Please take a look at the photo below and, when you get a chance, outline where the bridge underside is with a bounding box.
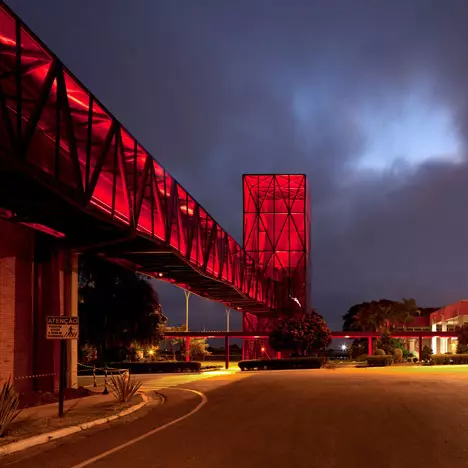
[0,165,271,313]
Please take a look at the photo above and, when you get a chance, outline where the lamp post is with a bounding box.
[225,306,230,332]
[184,289,191,332]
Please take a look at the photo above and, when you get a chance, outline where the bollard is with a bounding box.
[103,367,109,395]
[93,365,97,388]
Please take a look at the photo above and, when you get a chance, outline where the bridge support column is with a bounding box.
[0,221,78,393]
[185,338,190,362]
[63,251,78,389]
[368,337,373,356]
[225,335,230,369]
[34,240,78,392]
[0,220,35,393]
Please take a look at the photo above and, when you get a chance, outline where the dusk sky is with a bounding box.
[9,0,468,331]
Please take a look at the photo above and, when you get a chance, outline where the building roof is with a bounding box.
[430,300,468,323]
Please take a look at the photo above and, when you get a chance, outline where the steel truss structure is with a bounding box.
[242,174,310,359]
[0,3,288,314]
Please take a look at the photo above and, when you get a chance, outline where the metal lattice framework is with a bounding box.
[242,174,310,358]
[0,2,287,314]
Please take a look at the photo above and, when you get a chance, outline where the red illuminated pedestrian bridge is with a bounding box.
[0,3,309,390]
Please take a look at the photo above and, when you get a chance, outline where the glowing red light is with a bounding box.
[22,223,65,238]
[180,204,194,216]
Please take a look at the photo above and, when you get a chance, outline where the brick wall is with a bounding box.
[0,219,34,392]
[1,221,78,393]
[0,255,15,382]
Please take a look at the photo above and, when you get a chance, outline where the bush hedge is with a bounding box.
[238,357,326,371]
[430,354,468,365]
[109,361,201,374]
[367,355,393,367]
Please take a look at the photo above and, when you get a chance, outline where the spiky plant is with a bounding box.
[108,373,142,403]
[0,379,21,437]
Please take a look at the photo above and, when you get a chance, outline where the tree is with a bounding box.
[392,298,419,330]
[269,310,331,356]
[158,325,211,360]
[188,338,211,360]
[159,324,186,360]
[456,324,468,354]
[376,332,404,355]
[345,298,421,333]
[78,255,167,362]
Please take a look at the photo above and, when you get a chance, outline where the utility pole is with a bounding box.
[184,289,191,332]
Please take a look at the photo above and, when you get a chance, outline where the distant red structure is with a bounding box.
[242,175,310,359]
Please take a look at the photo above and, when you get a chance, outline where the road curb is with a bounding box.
[0,392,150,457]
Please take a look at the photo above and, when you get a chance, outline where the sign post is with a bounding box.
[47,316,79,418]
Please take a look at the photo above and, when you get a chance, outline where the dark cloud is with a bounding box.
[9,0,468,330]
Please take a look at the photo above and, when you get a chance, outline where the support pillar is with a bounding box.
[63,251,78,389]
[419,335,423,361]
[0,220,35,393]
[431,322,438,355]
[34,240,78,392]
[185,337,190,362]
[441,322,448,354]
[225,335,230,369]
[368,337,373,356]
[0,222,78,394]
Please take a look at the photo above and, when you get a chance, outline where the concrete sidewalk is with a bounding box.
[1,391,143,449]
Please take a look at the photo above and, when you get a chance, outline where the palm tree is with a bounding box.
[391,298,419,330]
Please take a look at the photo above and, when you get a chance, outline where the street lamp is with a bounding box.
[184,289,191,332]
[341,344,347,352]
[225,306,230,332]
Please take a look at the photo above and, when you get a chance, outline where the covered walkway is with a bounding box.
[163,330,458,368]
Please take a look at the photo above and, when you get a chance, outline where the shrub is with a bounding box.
[421,345,433,362]
[393,348,403,363]
[109,373,142,403]
[355,354,369,362]
[367,356,393,367]
[201,365,224,372]
[109,361,201,374]
[374,348,386,356]
[431,354,468,365]
[0,379,21,437]
[238,357,326,371]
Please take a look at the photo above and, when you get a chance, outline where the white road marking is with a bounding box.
[70,388,207,468]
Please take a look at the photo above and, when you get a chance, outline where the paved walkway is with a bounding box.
[2,392,136,446]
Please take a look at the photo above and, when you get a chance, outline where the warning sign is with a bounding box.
[46,316,79,340]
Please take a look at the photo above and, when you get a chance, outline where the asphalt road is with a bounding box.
[5,367,468,468]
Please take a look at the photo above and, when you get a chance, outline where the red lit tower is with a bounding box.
[242,174,310,359]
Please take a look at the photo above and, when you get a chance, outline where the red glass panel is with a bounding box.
[63,71,90,186]
[26,76,57,175]
[90,133,130,224]
[0,8,18,137]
